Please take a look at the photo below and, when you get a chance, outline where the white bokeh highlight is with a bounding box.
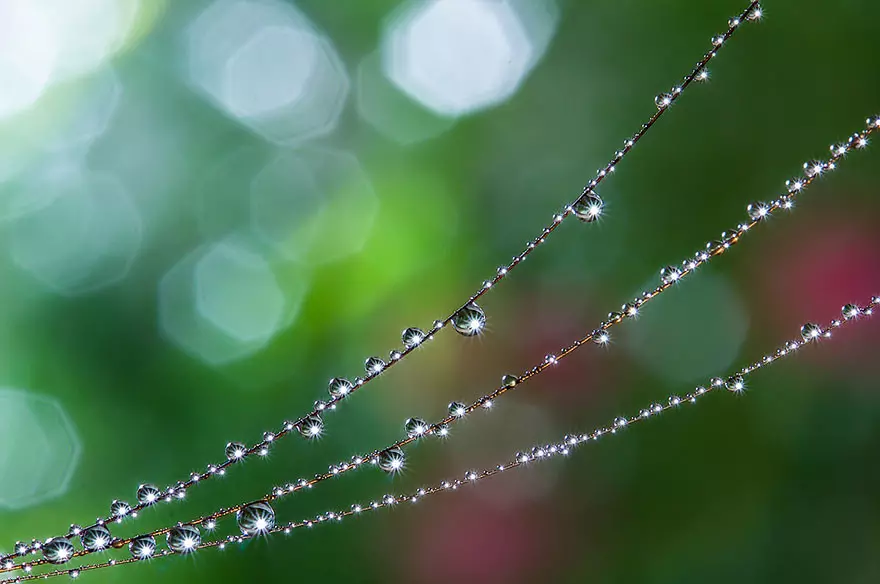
[0,2,57,119]
[250,149,379,265]
[160,240,306,366]
[0,388,81,510]
[383,0,558,117]
[9,168,143,295]
[186,0,349,144]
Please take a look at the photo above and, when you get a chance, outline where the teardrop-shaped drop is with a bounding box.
[110,500,131,518]
[377,447,406,473]
[501,375,518,388]
[136,484,161,506]
[43,537,75,564]
[573,194,603,222]
[405,418,429,438]
[129,535,156,559]
[298,414,324,439]
[328,378,353,398]
[800,323,821,341]
[167,525,200,554]
[237,501,276,536]
[401,327,425,348]
[364,356,385,375]
[655,92,673,109]
[451,303,486,337]
[225,442,246,461]
[81,525,112,551]
[448,401,467,417]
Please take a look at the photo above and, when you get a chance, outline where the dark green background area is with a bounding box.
[1,1,879,583]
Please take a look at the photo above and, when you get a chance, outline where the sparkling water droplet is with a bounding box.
[136,484,161,506]
[110,500,131,518]
[669,395,682,406]
[377,447,405,473]
[328,378,353,398]
[660,265,682,284]
[129,536,156,559]
[43,538,75,564]
[746,3,762,20]
[448,401,467,417]
[401,327,425,348]
[451,303,486,336]
[237,501,276,536]
[655,92,673,109]
[712,35,724,46]
[613,417,627,428]
[365,356,385,375]
[225,442,246,461]
[804,159,825,177]
[800,323,821,341]
[572,193,604,222]
[80,525,112,552]
[405,418,429,438]
[167,525,200,554]
[299,414,324,439]
[842,304,861,319]
[747,201,770,221]
[501,375,518,388]
[725,375,745,392]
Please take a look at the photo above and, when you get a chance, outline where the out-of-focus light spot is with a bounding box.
[47,69,123,152]
[0,388,81,510]
[0,3,57,120]
[9,168,143,295]
[356,51,455,145]
[383,0,558,117]
[622,273,748,384]
[159,240,307,366]
[250,149,379,265]
[186,0,349,144]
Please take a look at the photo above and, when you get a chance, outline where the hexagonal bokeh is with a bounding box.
[9,167,143,295]
[382,0,559,117]
[0,388,81,510]
[250,149,379,265]
[185,0,349,144]
[47,68,123,152]
[159,239,307,365]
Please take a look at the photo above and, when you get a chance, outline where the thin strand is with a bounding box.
[0,0,765,567]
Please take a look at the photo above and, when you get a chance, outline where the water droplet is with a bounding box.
[365,356,385,375]
[167,525,200,554]
[43,538,75,564]
[405,418,429,438]
[572,193,604,222]
[110,500,131,518]
[660,265,682,284]
[613,417,627,428]
[328,378,353,398]
[800,323,821,341]
[668,395,681,406]
[129,536,156,559]
[593,329,610,345]
[655,92,673,109]
[725,375,745,392]
[842,304,861,319]
[712,35,724,46]
[80,525,112,551]
[225,442,246,461]
[803,159,825,177]
[747,201,769,221]
[136,484,161,506]
[237,501,276,536]
[377,447,405,473]
[448,401,467,417]
[299,414,324,439]
[451,303,486,336]
[746,3,763,20]
[401,327,425,348]
[501,374,518,388]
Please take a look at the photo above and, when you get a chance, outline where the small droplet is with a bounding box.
[804,159,825,177]
[747,201,770,221]
[405,418,429,438]
[593,330,610,345]
[712,35,724,46]
[695,69,710,82]
[80,525,112,552]
[746,3,763,20]
[725,375,745,392]
[43,538,75,564]
[842,304,861,319]
[669,395,682,406]
[800,323,822,341]
[613,417,627,428]
[237,501,276,536]
[328,378,353,398]
[225,442,246,461]
[110,500,131,519]
[136,484,161,506]
[448,401,467,417]
[129,536,156,559]
[167,525,200,554]
[660,265,682,284]
[654,92,673,109]
[401,327,425,349]
[622,303,639,318]
[365,356,385,375]
[451,303,486,337]
[299,414,324,439]
[573,193,604,222]
[501,374,518,388]
[377,447,406,473]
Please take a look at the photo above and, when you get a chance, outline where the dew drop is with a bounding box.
[451,303,486,337]
[299,414,324,439]
[225,442,246,461]
[80,525,112,552]
[328,378,353,398]
[572,193,604,222]
[43,538,75,564]
[237,501,276,536]
[377,447,405,473]
[167,525,200,554]
[401,327,425,348]
[129,536,156,559]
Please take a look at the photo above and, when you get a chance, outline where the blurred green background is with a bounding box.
[0,0,879,582]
